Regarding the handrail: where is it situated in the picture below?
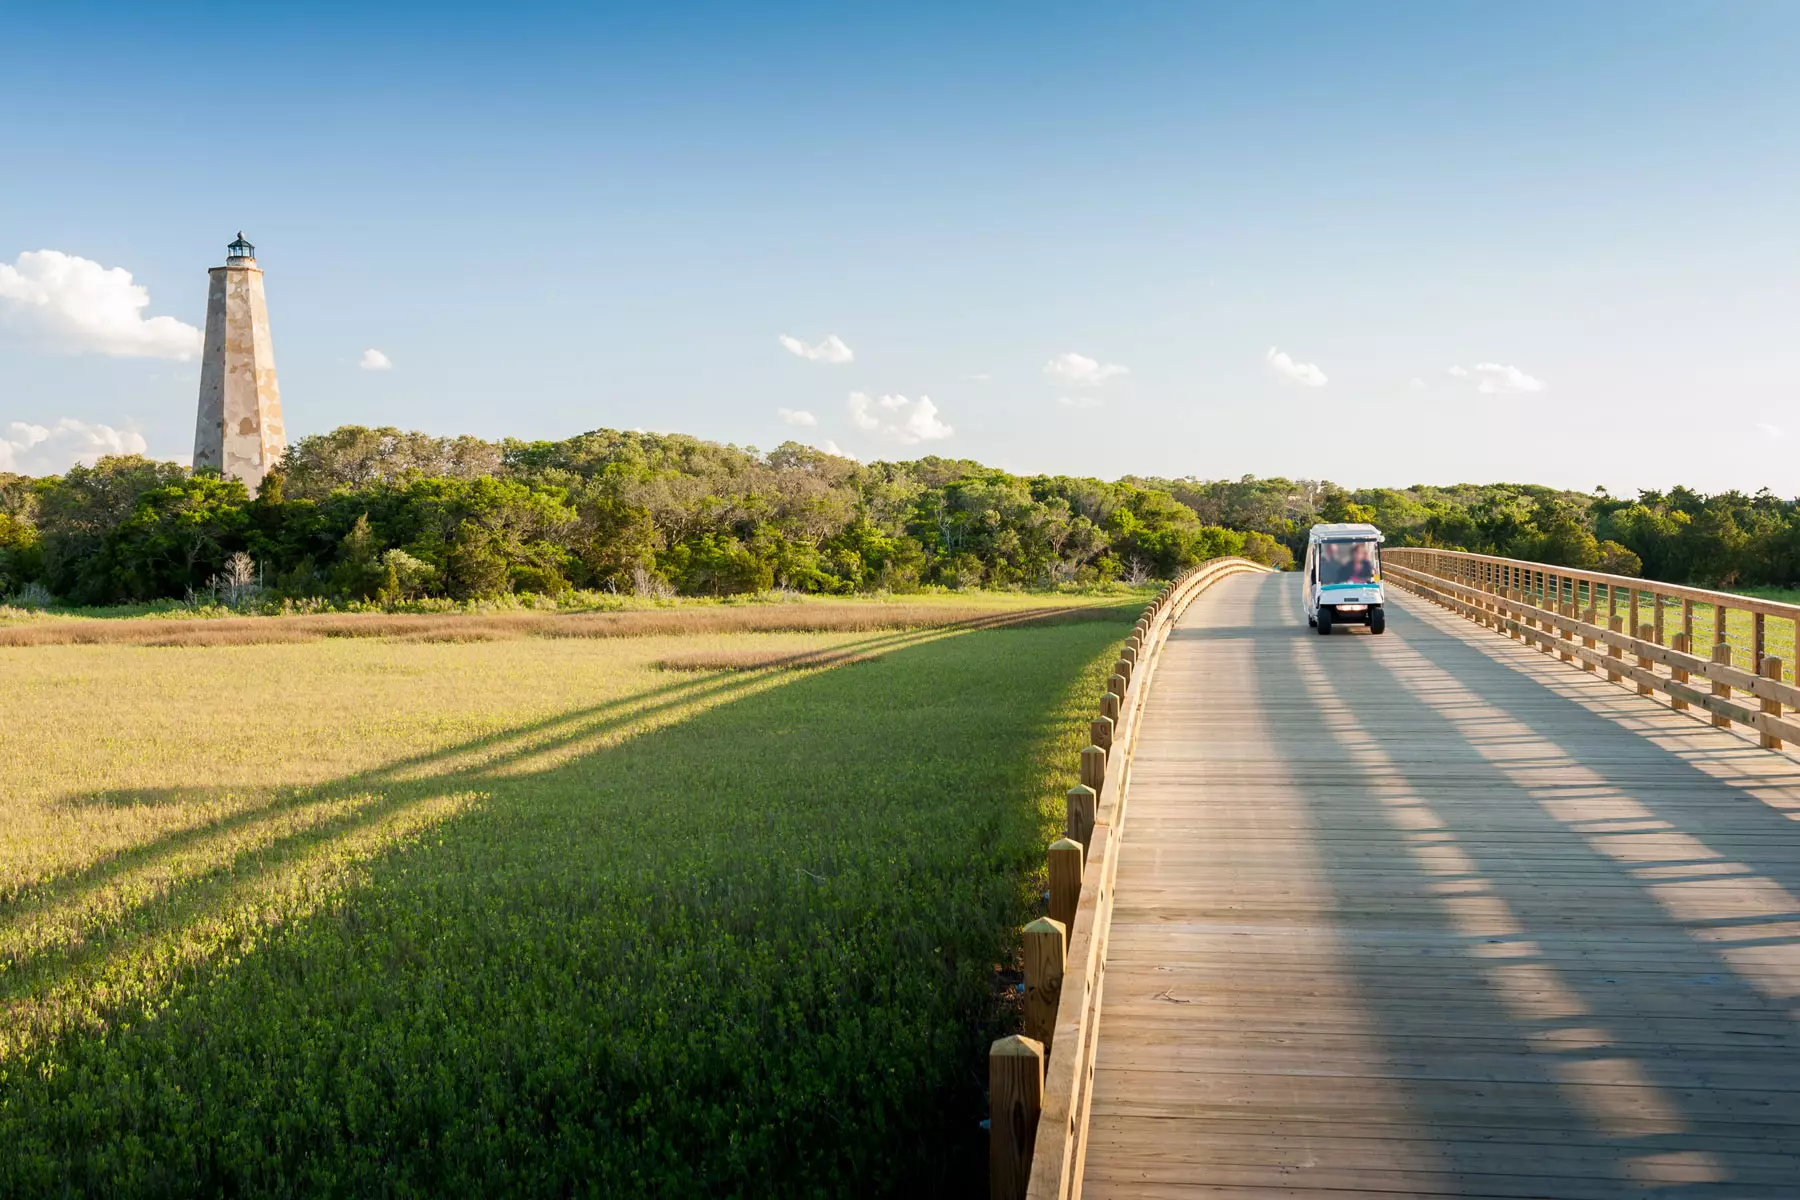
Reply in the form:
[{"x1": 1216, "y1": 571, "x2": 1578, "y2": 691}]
[
  {"x1": 987, "y1": 556, "x2": 1276, "y2": 1200},
  {"x1": 1384, "y1": 547, "x2": 1799, "y2": 683},
  {"x1": 1386, "y1": 552, "x2": 1800, "y2": 751}
]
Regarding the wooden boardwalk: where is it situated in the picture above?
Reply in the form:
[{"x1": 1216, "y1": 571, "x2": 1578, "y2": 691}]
[{"x1": 1080, "y1": 571, "x2": 1800, "y2": 1198}]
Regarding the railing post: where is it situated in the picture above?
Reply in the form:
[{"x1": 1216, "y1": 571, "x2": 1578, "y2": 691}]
[
  {"x1": 1670, "y1": 633, "x2": 1691, "y2": 711},
  {"x1": 1099, "y1": 691, "x2": 1120, "y2": 726},
  {"x1": 1022, "y1": 918, "x2": 1067, "y2": 1050},
  {"x1": 1065, "y1": 785, "x2": 1096, "y2": 851},
  {"x1": 1712, "y1": 643, "x2": 1733, "y2": 729},
  {"x1": 1581, "y1": 592, "x2": 1598, "y2": 671},
  {"x1": 1080, "y1": 745, "x2": 1107, "y2": 794},
  {"x1": 989, "y1": 1035, "x2": 1044, "y2": 1200},
  {"x1": 1047, "y1": 837, "x2": 1083, "y2": 928},
  {"x1": 1760, "y1": 656, "x2": 1784, "y2": 750},
  {"x1": 1637, "y1": 624, "x2": 1656, "y2": 696},
  {"x1": 1754, "y1": 612, "x2": 1766, "y2": 676},
  {"x1": 1607, "y1": 617, "x2": 1624, "y2": 683},
  {"x1": 1559, "y1": 605, "x2": 1575, "y2": 662}
]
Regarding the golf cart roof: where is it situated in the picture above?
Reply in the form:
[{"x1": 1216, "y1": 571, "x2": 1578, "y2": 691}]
[{"x1": 1309, "y1": 522, "x2": 1384, "y2": 542}]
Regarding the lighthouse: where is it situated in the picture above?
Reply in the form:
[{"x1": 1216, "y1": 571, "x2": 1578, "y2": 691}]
[{"x1": 193, "y1": 233, "x2": 286, "y2": 495}]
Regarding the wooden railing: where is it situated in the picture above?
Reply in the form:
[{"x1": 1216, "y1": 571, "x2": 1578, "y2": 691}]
[
  {"x1": 988, "y1": 556, "x2": 1276, "y2": 1200},
  {"x1": 1386, "y1": 548, "x2": 1800, "y2": 749}
]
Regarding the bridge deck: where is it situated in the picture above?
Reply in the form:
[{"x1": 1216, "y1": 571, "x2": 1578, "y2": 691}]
[{"x1": 1083, "y1": 572, "x2": 1800, "y2": 1198}]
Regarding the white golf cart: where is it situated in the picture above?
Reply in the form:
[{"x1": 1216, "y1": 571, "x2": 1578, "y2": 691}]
[{"x1": 1304, "y1": 523, "x2": 1386, "y2": 635}]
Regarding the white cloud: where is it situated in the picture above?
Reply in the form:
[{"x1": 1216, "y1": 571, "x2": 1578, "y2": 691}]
[
  {"x1": 0, "y1": 250, "x2": 201, "y2": 360},
  {"x1": 1057, "y1": 395, "x2": 1102, "y2": 410},
  {"x1": 968, "y1": 372, "x2": 992, "y2": 382},
  {"x1": 1407, "y1": 377, "x2": 1427, "y2": 391},
  {"x1": 360, "y1": 348, "x2": 392, "y2": 371},
  {"x1": 847, "y1": 392, "x2": 954, "y2": 444},
  {"x1": 817, "y1": 440, "x2": 856, "y2": 460},
  {"x1": 0, "y1": 418, "x2": 149, "y2": 476},
  {"x1": 779, "y1": 333, "x2": 854, "y2": 363},
  {"x1": 778, "y1": 407, "x2": 818, "y2": 426},
  {"x1": 1756, "y1": 422, "x2": 1784, "y2": 440},
  {"x1": 1265, "y1": 346, "x2": 1328, "y2": 387},
  {"x1": 1043, "y1": 352, "x2": 1128, "y2": 387},
  {"x1": 1447, "y1": 363, "x2": 1545, "y2": 393}
]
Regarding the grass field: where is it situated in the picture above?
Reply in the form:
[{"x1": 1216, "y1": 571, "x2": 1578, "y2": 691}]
[{"x1": 0, "y1": 594, "x2": 1138, "y2": 1196}]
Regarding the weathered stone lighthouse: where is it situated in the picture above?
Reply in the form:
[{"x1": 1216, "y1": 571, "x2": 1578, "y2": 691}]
[{"x1": 193, "y1": 233, "x2": 285, "y2": 495}]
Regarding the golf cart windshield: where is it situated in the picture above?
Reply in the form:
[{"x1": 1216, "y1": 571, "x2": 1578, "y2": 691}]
[{"x1": 1318, "y1": 539, "x2": 1380, "y2": 586}]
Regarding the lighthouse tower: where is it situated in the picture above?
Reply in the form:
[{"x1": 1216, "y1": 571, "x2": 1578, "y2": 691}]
[{"x1": 193, "y1": 233, "x2": 286, "y2": 495}]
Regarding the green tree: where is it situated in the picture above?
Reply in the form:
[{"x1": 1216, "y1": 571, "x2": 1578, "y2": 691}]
[{"x1": 34, "y1": 456, "x2": 187, "y2": 602}]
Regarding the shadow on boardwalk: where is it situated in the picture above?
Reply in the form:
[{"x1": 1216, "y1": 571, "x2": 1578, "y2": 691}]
[{"x1": 1250, "y1": 575, "x2": 1800, "y2": 1196}]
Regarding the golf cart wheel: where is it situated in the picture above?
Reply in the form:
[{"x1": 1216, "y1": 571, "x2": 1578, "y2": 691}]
[
  {"x1": 1317, "y1": 607, "x2": 1332, "y2": 635},
  {"x1": 1370, "y1": 607, "x2": 1386, "y2": 635}
]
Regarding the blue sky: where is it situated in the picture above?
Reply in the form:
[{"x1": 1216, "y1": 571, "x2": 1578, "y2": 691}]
[{"x1": 2, "y1": 1, "x2": 1797, "y2": 492}]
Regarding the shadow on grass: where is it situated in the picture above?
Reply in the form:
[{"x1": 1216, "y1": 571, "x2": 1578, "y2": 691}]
[{"x1": 0, "y1": 603, "x2": 1137, "y2": 1198}]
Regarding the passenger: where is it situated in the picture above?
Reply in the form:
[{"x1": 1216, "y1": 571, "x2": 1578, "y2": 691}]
[{"x1": 1347, "y1": 542, "x2": 1376, "y2": 583}]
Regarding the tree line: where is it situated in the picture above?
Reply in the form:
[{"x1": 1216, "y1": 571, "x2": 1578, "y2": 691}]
[
  {"x1": 1, "y1": 426, "x2": 1793, "y2": 608},
  {"x1": 0, "y1": 426, "x2": 1288, "y2": 606},
  {"x1": 1163, "y1": 476, "x2": 1800, "y2": 588}
]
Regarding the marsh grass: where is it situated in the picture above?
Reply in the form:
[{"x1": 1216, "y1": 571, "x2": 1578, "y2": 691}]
[
  {"x1": 0, "y1": 594, "x2": 1126, "y2": 649},
  {"x1": 0, "y1": 597, "x2": 1132, "y2": 1196}
]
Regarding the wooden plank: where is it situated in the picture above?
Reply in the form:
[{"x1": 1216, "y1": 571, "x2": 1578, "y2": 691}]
[
  {"x1": 1027, "y1": 557, "x2": 1275, "y2": 1200},
  {"x1": 1076, "y1": 569, "x2": 1800, "y2": 1197}
]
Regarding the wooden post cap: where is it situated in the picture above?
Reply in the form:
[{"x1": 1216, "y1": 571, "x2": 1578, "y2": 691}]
[
  {"x1": 1107, "y1": 673, "x2": 1128, "y2": 699},
  {"x1": 989, "y1": 1035, "x2": 1045, "y2": 1200},
  {"x1": 1099, "y1": 692, "x2": 1120, "y2": 723}
]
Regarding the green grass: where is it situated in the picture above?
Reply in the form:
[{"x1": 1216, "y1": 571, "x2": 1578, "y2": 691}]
[
  {"x1": 1734, "y1": 585, "x2": 1800, "y2": 606},
  {"x1": 0, "y1": 601, "x2": 1131, "y2": 1196}
]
